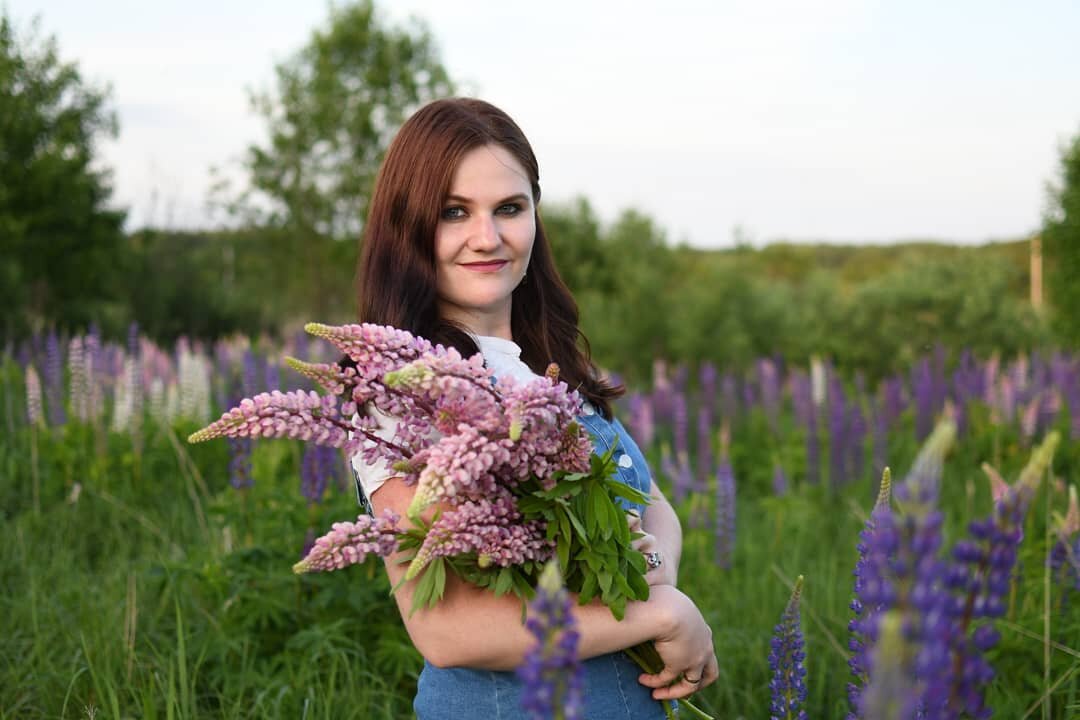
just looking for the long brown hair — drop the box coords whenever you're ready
[356,98,622,417]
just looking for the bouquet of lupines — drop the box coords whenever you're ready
[190,323,713,719]
[190,322,651,615]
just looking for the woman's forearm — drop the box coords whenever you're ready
[389,560,679,670]
[372,476,678,671]
[643,480,682,582]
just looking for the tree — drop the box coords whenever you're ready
[1043,128,1080,347]
[0,11,128,340]
[219,1,454,316]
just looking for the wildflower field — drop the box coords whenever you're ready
[2,327,1079,719]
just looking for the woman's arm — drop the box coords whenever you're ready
[631,480,682,586]
[371,477,716,698]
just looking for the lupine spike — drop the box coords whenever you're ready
[25,364,44,428]
[518,560,584,720]
[284,356,353,395]
[981,461,1010,503]
[769,575,808,720]
[874,467,892,511]
[858,611,916,720]
[293,510,401,573]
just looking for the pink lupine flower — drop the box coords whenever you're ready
[407,495,552,579]
[293,510,402,573]
[304,322,432,380]
[284,357,358,396]
[981,462,1011,504]
[25,364,44,427]
[188,390,351,448]
[410,425,514,513]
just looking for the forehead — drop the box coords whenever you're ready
[449,144,531,195]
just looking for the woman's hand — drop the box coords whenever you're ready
[629,512,678,587]
[637,585,719,701]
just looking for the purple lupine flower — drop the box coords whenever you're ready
[44,330,65,426]
[227,436,253,489]
[242,348,261,397]
[696,403,713,490]
[714,449,736,569]
[857,611,917,720]
[720,372,739,426]
[846,468,894,715]
[518,560,584,720]
[772,460,788,497]
[790,370,813,429]
[881,376,906,430]
[912,357,935,442]
[869,394,888,480]
[293,509,401,573]
[672,391,689,460]
[848,422,956,717]
[700,361,718,418]
[848,395,867,484]
[651,359,673,426]
[1037,390,1062,437]
[626,393,655,450]
[769,575,807,720]
[292,326,310,364]
[672,363,689,394]
[758,358,781,436]
[805,414,821,487]
[1049,487,1080,602]
[265,359,280,392]
[741,376,756,413]
[300,442,326,503]
[939,433,1061,718]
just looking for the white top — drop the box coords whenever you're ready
[351,335,552,500]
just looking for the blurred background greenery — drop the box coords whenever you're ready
[2,1,1078,374]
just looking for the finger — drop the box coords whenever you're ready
[637,667,681,689]
[650,676,701,701]
[700,655,720,687]
[627,513,642,532]
[631,532,655,553]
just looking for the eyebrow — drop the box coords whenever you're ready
[444,193,531,206]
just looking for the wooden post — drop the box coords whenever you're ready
[1030,235,1043,311]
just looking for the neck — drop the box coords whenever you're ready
[438,303,513,341]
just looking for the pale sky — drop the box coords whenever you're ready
[11,0,1080,247]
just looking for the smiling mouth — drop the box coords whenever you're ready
[461,261,509,270]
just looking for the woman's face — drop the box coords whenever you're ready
[434,143,536,339]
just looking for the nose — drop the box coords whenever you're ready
[466,213,501,251]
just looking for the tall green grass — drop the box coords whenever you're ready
[1,402,1077,717]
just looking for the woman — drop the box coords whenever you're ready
[351,97,718,719]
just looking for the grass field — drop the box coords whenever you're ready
[2,346,1078,719]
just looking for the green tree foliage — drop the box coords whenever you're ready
[0,11,127,340]
[220,0,454,317]
[1043,128,1080,347]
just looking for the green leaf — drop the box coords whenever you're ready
[598,570,613,596]
[592,489,613,540]
[494,567,513,596]
[578,572,598,605]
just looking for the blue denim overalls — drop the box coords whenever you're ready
[412,407,674,719]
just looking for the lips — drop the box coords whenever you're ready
[461,260,509,271]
